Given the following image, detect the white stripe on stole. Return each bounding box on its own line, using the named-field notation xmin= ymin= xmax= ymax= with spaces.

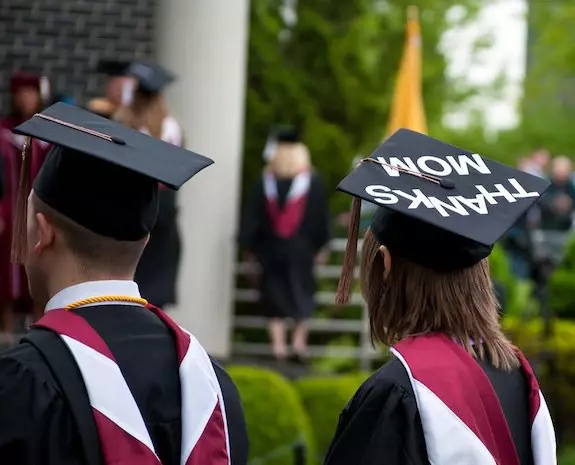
xmin=179 ymin=330 xmax=231 ymax=464
xmin=263 ymin=171 xmax=311 ymax=201
xmin=390 ymin=348 xmax=497 ymax=465
xmin=532 ymin=391 xmax=557 ymax=465
xmin=61 ymin=336 xmax=159 ymax=459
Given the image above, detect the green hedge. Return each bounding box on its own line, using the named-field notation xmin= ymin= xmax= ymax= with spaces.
xmin=294 ymin=374 xmax=370 ymax=461
xmin=503 ymin=316 xmax=575 ymax=444
xmin=228 ymin=366 xmax=316 ymax=465
xmin=549 ymin=234 xmax=575 ymax=319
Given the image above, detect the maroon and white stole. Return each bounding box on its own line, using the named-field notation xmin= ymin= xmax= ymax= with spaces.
xmin=34 ymin=305 xmax=230 ymax=465
xmin=391 ymin=334 xmax=556 ymax=465
xmin=263 ymin=170 xmax=311 ymax=239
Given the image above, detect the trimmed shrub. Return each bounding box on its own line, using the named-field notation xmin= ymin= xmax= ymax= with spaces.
xmin=294 ymin=373 xmax=370 ymax=462
xmin=228 ymin=365 xmax=316 ymax=465
xmin=503 ymin=317 xmax=575 ymax=444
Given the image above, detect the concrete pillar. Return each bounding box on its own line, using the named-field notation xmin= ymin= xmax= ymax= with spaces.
xmin=155 ymin=0 xmax=250 ymax=358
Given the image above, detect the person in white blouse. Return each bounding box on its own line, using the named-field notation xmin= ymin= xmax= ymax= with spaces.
xmin=115 ymin=61 xmax=184 ymax=310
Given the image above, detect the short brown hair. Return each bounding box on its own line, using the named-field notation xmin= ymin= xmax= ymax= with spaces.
xmin=32 ymin=195 xmax=147 ymax=274
xmin=360 ymin=229 xmax=519 ymax=371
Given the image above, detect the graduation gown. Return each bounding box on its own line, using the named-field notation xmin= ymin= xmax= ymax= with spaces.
xmin=135 ymin=187 xmax=182 ymax=307
xmin=0 ymin=303 xmax=248 ymax=465
xmin=324 ymin=334 xmax=556 ymax=465
xmin=0 ymin=119 xmax=49 ymax=305
xmin=239 ymin=171 xmax=331 ymax=319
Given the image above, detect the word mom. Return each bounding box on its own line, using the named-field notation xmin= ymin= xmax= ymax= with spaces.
xmin=377 ymin=153 xmax=490 ymax=177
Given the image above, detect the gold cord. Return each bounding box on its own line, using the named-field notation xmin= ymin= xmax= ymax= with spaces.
xmin=65 ymin=295 xmax=149 ymax=310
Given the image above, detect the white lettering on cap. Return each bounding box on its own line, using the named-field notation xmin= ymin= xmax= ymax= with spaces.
xmin=445 ymin=154 xmax=491 ymax=176
xmin=376 ymin=153 xmax=491 ymax=178
xmin=376 ymin=157 xmax=420 ymax=178
xmin=363 ymin=178 xmax=541 ymax=219
xmin=365 ymin=185 xmax=399 ymax=205
xmin=393 ymin=188 xmax=434 ymax=209
xmin=417 ymin=156 xmax=452 ymax=176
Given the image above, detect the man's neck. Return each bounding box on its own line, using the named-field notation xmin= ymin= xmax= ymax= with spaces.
xmin=47 ymin=272 xmax=135 ymax=304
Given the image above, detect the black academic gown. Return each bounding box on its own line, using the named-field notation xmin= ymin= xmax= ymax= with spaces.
xmin=239 ymin=173 xmax=331 ymax=319
xmin=0 ymin=305 xmax=248 ymax=465
xmin=136 ymin=189 xmax=182 ymax=308
xmin=324 ymin=356 xmax=534 ymax=465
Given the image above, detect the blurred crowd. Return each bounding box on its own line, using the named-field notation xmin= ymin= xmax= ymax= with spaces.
xmin=503 ymin=149 xmax=575 ymax=282
xmin=0 ymin=63 xmax=183 ymax=339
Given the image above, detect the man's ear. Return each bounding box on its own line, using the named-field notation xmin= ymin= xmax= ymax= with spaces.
xmin=378 ymin=245 xmax=392 ymax=280
xmin=33 ymin=212 xmax=55 ymax=254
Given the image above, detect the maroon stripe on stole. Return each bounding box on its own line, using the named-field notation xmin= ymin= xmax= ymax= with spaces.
xmin=94 ymin=409 xmax=161 ymax=465
xmin=185 ymin=402 xmax=229 ymax=465
xmin=34 ymin=309 xmax=116 ymax=360
xmin=147 ymin=305 xmax=229 ymax=463
xmin=146 ymin=304 xmax=191 ymax=364
xmin=515 ymin=351 xmax=541 ymax=424
xmin=394 ymin=334 xmax=520 ymax=465
xmin=266 ymin=195 xmax=307 ymax=239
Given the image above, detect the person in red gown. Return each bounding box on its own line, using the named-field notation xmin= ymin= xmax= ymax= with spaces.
xmin=0 ymin=71 xmax=51 ymax=337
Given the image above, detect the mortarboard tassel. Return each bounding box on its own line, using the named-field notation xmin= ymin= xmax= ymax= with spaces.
xmin=11 ymin=137 xmax=32 ymax=264
xmin=336 ymin=196 xmax=362 ymax=305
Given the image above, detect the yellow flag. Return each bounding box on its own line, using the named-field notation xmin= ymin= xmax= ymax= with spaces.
xmin=386 ymin=5 xmax=427 ymax=137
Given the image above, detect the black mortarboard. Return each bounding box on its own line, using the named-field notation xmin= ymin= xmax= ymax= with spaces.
xmin=335 ymin=128 xmax=550 ymax=303
xmin=275 ymin=127 xmax=301 ymax=143
xmin=96 ymin=59 xmax=131 ymax=77
xmin=128 ymin=60 xmax=175 ymax=93
xmin=11 ymin=102 xmax=213 ymax=260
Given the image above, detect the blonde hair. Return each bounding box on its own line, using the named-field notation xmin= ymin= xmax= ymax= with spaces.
xmin=360 ymin=229 xmax=519 ymax=371
xmin=114 ymin=90 xmax=168 ymax=139
xmin=269 ymin=142 xmax=311 ymax=178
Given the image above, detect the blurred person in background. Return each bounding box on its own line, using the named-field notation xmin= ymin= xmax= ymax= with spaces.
xmin=522 ymin=148 xmax=550 ymax=178
xmin=539 ymin=155 xmax=575 ymax=232
xmin=240 ymin=129 xmax=331 ymax=364
xmin=115 ymin=61 xmax=183 ymax=310
xmin=86 ymin=59 xmax=135 ymax=119
xmin=0 ymin=71 xmax=51 ymax=337
xmin=501 ymin=157 xmax=541 ymax=280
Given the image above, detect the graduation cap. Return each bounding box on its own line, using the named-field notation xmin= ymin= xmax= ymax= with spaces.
xmin=11 ymin=102 xmax=213 ymax=261
xmin=128 ymin=60 xmax=175 ymax=93
xmin=96 ymin=59 xmax=131 ymax=77
xmin=335 ymin=128 xmax=550 ymax=304
xmin=275 ymin=127 xmax=301 ymax=143
xmin=262 ymin=126 xmax=302 ymax=162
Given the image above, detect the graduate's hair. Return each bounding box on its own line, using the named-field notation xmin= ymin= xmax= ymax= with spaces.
xmin=269 ymin=142 xmax=311 ymax=178
xmin=31 ymin=195 xmax=147 ymax=275
xmin=360 ymin=229 xmax=520 ymax=371
xmin=114 ymin=88 xmax=168 ymax=140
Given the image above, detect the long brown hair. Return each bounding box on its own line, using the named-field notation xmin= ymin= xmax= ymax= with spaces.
xmin=360 ymin=229 xmax=519 ymax=371
xmin=114 ymin=89 xmax=168 ymax=139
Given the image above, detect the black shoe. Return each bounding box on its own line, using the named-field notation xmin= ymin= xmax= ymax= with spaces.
xmin=289 ymin=352 xmax=310 ymax=365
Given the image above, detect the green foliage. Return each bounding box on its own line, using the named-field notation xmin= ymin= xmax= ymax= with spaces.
xmin=228 ymin=366 xmax=316 ymax=465
xmin=294 ymin=374 xmax=370 ymax=461
xmin=503 ymin=316 xmax=575 ymax=443
xmin=243 ymin=0 xmax=483 ymax=212
xmin=560 ymin=446 xmax=575 ymax=465
xmin=549 ymin=234 xmax=575 ymax=319
xmin=488 ymin=244 xmax=536 ymax=317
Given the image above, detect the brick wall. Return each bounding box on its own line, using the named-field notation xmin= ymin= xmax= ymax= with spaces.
xmin=0 ymin=0 xmax=157 ymax=113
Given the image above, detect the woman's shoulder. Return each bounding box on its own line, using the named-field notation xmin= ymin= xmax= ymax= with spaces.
xmin=349 ymin=357 xmax=417 ymax=411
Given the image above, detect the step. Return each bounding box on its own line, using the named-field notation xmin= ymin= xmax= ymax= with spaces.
xmin=234 ymin=315 xmax=365 ymax=333
xmin=234 ymin=289 xmax=364 ymax=306
xmin=232 ymin=342 xmax=380 ymax=359
xmin=235 ymin=262 xmax=359 ymax=279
